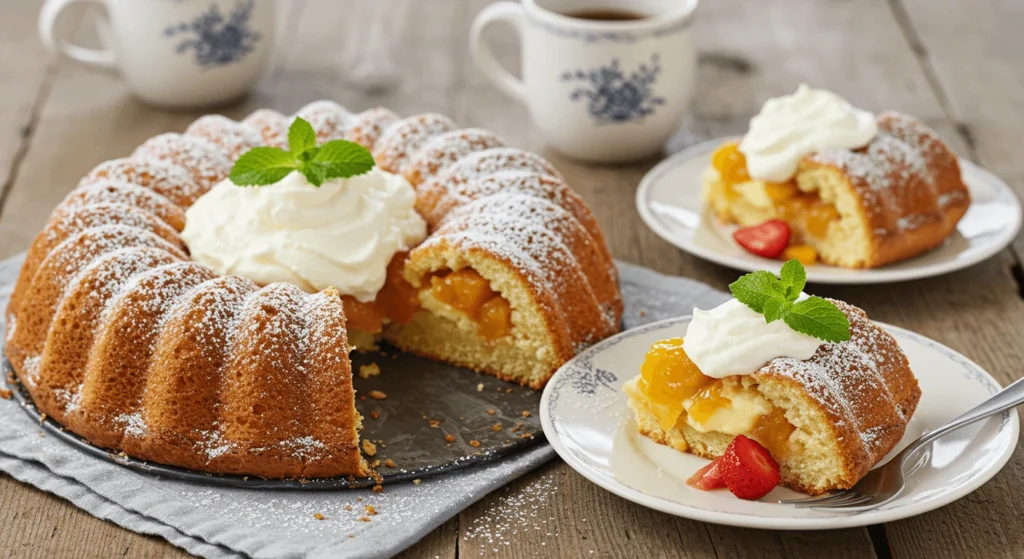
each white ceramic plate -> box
[636,139,1023,284]
[540,316,1019,530]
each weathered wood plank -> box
[893,0,1024,259]
[0,474,182,558]
[0,1,69,246]
[867,2,1024,556]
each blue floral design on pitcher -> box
[164,0,260,67]
[562,53,665,124]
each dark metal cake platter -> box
[4,347,543,489]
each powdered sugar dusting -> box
[405,128,506,182]
[373,113,456,174]
[761,299,914,458]
[61,181,185,231]
[345,107,399,151]
[132,133,232,191]
[295,100,355,143]
[809,111,967,233]
[185,115,264,161]
[243,109,289,148]
[115,412,148,438]
[79,157,204,209]
[431,147,562,188]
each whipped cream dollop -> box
[684,299,822,378]
[183,168,426,302]
[739,84,878,182]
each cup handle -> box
[469,2,528,104]
[39,0,117,72]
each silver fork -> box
[778,375,1024,512]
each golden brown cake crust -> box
[4,101,621,479]
[801,111,970,268]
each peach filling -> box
[341,253,421,334]
[430,268,513,341]
[711,142,840,254]
[637,337,797,459]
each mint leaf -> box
[230,125,376,188]
[311,140,376,178]
[288,117,317,157]
[778,259,806,302]
[783,296,852,342]
[729,270,785,314]
[762,298,792,323]
[300,162,329,187]
[229,147,297,186]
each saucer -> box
[636,139,1022,284]
[540,316,1018,529]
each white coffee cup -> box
[471,0,698,163]
[39,0,276,109]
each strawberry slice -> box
[686,457,727,490]
[733,219,791,259]
[719,435,781,500]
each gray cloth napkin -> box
[0,252,728,559]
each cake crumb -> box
[368,390,387,400]
[358,363,381,379]
[486,409,496,415]
[521,433,534,439]
[639,310,648,317]
[372,484,384,493]
[369,410,380,420]
[369,459,381,469]
[521,410,531,418]
[344,505,353,511]
[314,513,325,521]
[476,383,484,392]
[358,516,371,522]
[429,419,442,428]
[364,505,377,516]
[0,388,11,400]
[384,458,396,468]
[444,434,456,443]
[362,440,377,457]
[39,413,47,424]
[506,388,513,393]
[348,534,355,539]
[357,497,363,502]
[469,440,481,447]
[492,423,502,432]
[413,479,421,485]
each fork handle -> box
[901,376,1024,464]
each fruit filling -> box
[429,268,513,341]
[711,142,841,255]
[342,252,420,333]
[637,337,797,460]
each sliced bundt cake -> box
[4,100,622,478]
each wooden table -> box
[2,0,1023,557]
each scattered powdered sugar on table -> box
[463,473,560,554]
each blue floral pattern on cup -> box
[164,0,260,67]
[561,54,665,123]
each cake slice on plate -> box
[703,84,970,268]
[623,261,920,497]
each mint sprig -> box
[229,117,375,187]
[728,260,852,342]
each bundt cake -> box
[4,101,622,479]
[623,298,920,495]
[704,85,971,268]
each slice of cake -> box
[704,84,970,268]
[623,261,920,496]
